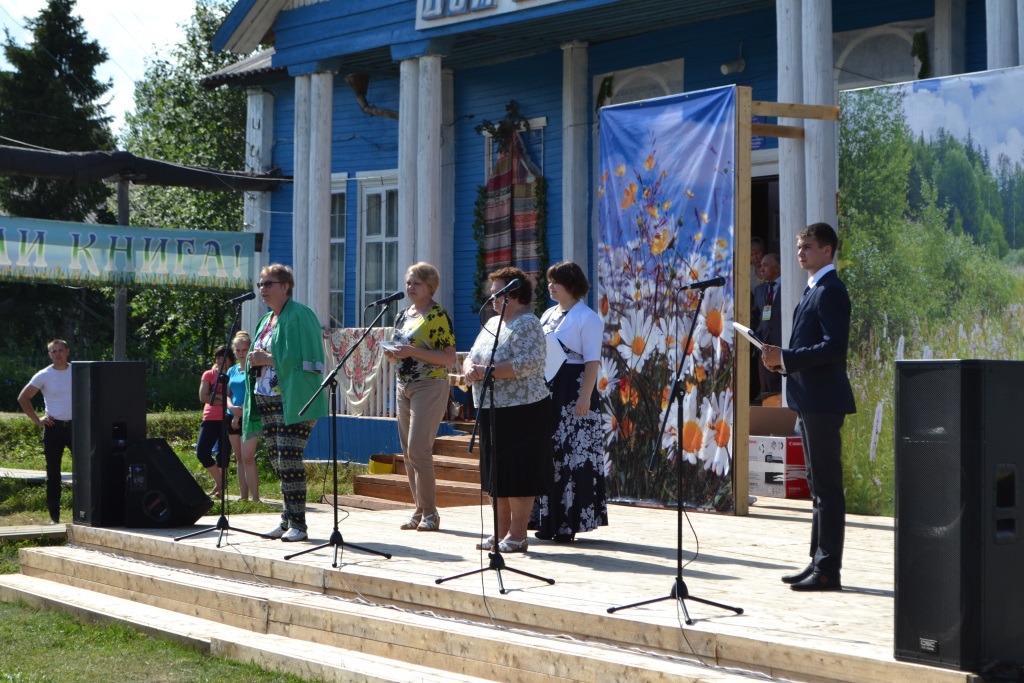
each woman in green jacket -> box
[243,263,328,542]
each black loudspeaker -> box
[124,439,213,528]
[894,360,1024,673]
[72,361,147,527]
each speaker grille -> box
[894,360,1024,672]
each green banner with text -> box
[0,216,255,290]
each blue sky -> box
[0,0,194,140]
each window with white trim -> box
[359,176,399,326]
[329,186,346,328]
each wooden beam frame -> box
[733,88,839,516]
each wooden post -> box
[307,71,333,325]
[292,74,311,302]
[986,0,1019,69]
[734,86,753,516]
[398,58,419,285]
[562,41,589,274]
[114,180,129,361]
[416,55,443,275]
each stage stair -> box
[0,523,766,683]
[352,431,491,508]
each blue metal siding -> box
[833,0,933,31]
[965,0,987,72]
[273,0,416,69]
[451,50,564,347]
[589,8,777,105]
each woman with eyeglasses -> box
[226,330,260,503]
[242,264,328,542]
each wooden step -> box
[7,546,762,683]
[0,573,494,683]
[394,454,480,484]
[354,473,487,507]
[433,433,479,459]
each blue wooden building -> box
[208,0,1004,347]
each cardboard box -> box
[748,407,810,499]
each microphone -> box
[227,291,256,304]
[486,278,523,301]
[679,276,726,291]
[370,291,405,307]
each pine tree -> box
[0,0,115,221]
[0,0,117,356]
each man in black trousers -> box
[761,223,856,591]
[752,252,782,397]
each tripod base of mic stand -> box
[607,576,743,625]
[283,528,392,566]
[435,550,555,594]
[174,514,265,548]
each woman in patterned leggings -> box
[243,263,328,542]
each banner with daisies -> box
[597,85,736,511]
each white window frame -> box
[482,116,547,179]
[329,172,348,328]
[356,170,400,326]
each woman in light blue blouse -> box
[462,267,553,553]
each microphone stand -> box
[436,294,555,593]
[176,299,263,546]
[285,303,393,565]
[608,287,743,623]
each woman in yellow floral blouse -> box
[384,262,456,532]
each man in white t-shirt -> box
[17,339,74,525]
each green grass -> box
[0,599,316,682]
[0,412,362,681]
[0,412,365,524]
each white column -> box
[1018,0,1024,66]
[934,0,966,76]
[416,55,443,273]
[243,87,274,335]
[802,0,837,233]
[778,0,806,354]
[987,0,1019,69]
[439,68,455,312]
[561,41,589,277]
[307,71,333,325]
[292,74,311,302]
[398,59,420,277]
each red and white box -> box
[748,407,810,499]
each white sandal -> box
[416,512,440,532]
[400,513,422,530]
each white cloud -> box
[901,68,1024,170]
[0,0,194,141]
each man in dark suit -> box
[761,223,856,592]
[752,252,782,396]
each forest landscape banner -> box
[597,86,737,511]
[839,67,1024,516]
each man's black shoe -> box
[781,563,814,584]
[790,569,842,592]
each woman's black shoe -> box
[533,531,553,540]
[553,533,575,543]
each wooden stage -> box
[0,497,982,682]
